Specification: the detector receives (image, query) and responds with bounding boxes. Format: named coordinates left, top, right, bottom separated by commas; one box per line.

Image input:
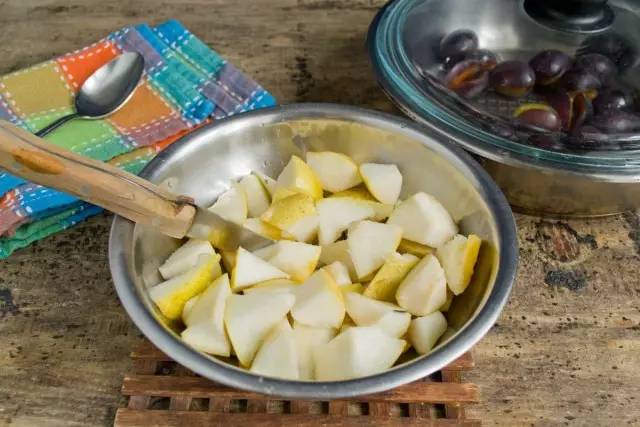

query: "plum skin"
left=489, top=60, right=536, bottom=97
left=529, top=50, right=571, bottom=85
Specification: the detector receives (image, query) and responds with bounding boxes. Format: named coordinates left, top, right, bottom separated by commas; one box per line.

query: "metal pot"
left=367, top=0, right=640, bottom=216
left=109, top=104, right=518, bottom=398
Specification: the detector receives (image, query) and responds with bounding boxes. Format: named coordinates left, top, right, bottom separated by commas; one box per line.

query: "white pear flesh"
left=319, top=240, right=358, bottom=282
left=231, top=248, right=290, bottom=291
left=347, top=220, right=403, bottom=280
left=344, top=291, right=400, bottom=325
left=317, top=198, right=374, bottom=246
left=371, top=310, right=411, bottom=338
left=409, top=311, right=448, bottom=354
left=252, top=171, right=277, bottom=198
left=267, top=241, right=321, bottom=282
left=313, top=326, right=405, bottom=381
left=238, top=174, right=271, bottom=218
left=395, top=254, right=447, bottom=316
left=159, top=239, right=216, bottom=280
left=387, top=192, right=457, bottom=248
left=275, top=155, right=323, bottom=199
left=293, top=322, right=337, bottom=380
left=250, top=320, right=299, bottom=380
left=251, top=243, right=279, bottom=261
left=207, top=184, right=248, bottom=225
left=359, top=163, right=402, bottom=205
left=183, top=274, right=232, bottom=328
left=436, top=234, right=482, bottom=295
left=291, top=270, right=345, bottom=328
left=224, top=292, right=295, bottom=366
left=322, top=261, right=352, bottom=286
left=181, top=322, right=231, bottom=357
left=306, top=151, right=362, bottom=193
left=149, top=254, right=220, bottom=321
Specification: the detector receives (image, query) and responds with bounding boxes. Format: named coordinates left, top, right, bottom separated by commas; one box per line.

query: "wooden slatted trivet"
left=114, top=339, right=480, bottom=426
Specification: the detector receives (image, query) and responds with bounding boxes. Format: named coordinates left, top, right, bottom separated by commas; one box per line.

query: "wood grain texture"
left=0, top=121, right=196, bottom=239
left=113, top=409, right=483, bottom=427
left=0, top=1, right=639, bottom=426
left=121, top=375, right=480, bottom=404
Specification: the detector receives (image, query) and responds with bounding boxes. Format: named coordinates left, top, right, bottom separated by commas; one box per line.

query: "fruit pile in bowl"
left=148, top=152, right=481, bottom=381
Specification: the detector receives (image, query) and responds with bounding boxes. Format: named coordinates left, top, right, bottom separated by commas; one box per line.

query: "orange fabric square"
left=56, top=40, right=120, bottom=90
left=108, top=83, right=176, bottom=131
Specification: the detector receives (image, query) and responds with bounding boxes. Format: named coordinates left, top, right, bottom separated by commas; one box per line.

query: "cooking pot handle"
left=0, top=120, right=196, bottom=239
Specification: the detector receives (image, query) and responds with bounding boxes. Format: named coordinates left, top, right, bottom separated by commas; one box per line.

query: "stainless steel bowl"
left=109, top=103, right=518, bottom=398
left=368, top=0, right=640, bottom=216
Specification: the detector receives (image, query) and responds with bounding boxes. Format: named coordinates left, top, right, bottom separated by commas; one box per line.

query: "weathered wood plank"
left=114, top=409, right=482, bottom=427
left=122, top=375, right=479, bottom=404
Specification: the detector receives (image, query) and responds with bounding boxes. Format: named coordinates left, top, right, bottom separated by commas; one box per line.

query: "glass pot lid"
left=368, top=0, right=640, bottom=172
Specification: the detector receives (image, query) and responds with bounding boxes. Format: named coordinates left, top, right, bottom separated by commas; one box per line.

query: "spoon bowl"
left=36, top=52, right=145, bottom=137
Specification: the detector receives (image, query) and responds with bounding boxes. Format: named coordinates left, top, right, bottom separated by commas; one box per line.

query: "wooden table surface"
left=0, top=1, right=639, bottom=426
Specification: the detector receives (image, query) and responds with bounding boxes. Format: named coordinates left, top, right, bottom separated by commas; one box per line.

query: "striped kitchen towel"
left=0, top=20, right=276, bottom=258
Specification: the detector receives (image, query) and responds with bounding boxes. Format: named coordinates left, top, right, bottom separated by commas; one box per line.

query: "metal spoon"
left=35, top=52, right=145, bottom=138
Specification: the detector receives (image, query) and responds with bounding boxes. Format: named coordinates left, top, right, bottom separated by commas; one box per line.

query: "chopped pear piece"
left=319, top=240, right=358, bottom=282
left=275, top=155, right=323, bottom=199
left=387, top=193, right=457, bottom=248
left=272, top=188, right=301, bottom=203
left=440, top=289, right=454, bottom=312
left=363, top=252, right=419, bottom=302
left=397, top=239, right=435, bottom=258
left=149, top=254, right=219, bottom=320
left=261, top=192, right=319, bottom=243
left=182, top=295, right=200, bottom=325
left=322, top=261, right=352, bottom=286
left=317, top=198, right=375, bottom=246
left=395, top=254, right=447, bottom=316
left=344, top=291, right=404, bottom=326
left=371, top=310, right=411, bottom=338
left=347, top=221, right=403, bottom=280
left=339, top=317, right=356, bottom=333
left=313, top=326, right=405, bottom=381
left=183, top=274, right=232, bottom=328
left=409, top=311, right=448, bottom=354
left=291, top=270, right=345, bottom=328
left=231, top=248, right=290, bottom=291
left=181, top=275, right=231, bottom=357
left=159, top=239, right=216, bottom=280
left=340, top=283, right=365, bottom=295
left=436, top=234, right=481, bottom=295
left=181, top=322, right=231, bottom=357
left=220, top=250, right=236, bottom=272
left=286, top=215, right=319, bottom=243
left=267, top=241, right=321, bottom=281
left=251, top=243, right=279, bottom=261
left=306, top=152, right=362, bottom=193
left=359, top=163, right=402, bottom=205
left=293, top=322, right=337, bottom=380
left=252, top=171, right=277, bottom=198
left=243, top=218, right=285, bottom=241
left=224, top=292, right=295, bottom=366
left=439, top=327, right=458, bottom=344
left=331, top=185, right=393, bottom=221
left=239, top=174, right=271, bottom=218
left=207, top=184, right=248, bottom=225
left=250, top=320, right=299, bottom=380
left=243, top=279, right=298, bottom=295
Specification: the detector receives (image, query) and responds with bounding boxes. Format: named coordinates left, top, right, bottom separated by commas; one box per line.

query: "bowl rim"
left=109, top=102, right=518, bottom=398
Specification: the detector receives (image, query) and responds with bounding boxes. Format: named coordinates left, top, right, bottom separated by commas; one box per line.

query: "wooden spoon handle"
left=0, top=120, right=196, bottom=238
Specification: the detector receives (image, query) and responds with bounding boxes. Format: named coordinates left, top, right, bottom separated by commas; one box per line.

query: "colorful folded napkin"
left=0, top=20, right=276, bottom=258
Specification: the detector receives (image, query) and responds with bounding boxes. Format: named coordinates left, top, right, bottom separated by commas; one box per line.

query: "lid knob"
left=524, top=0, right=614, bottom=33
